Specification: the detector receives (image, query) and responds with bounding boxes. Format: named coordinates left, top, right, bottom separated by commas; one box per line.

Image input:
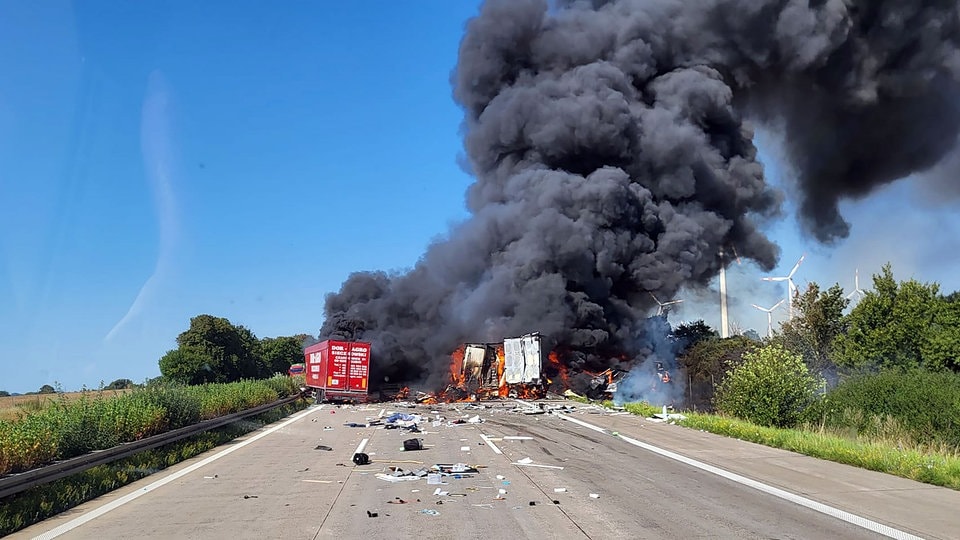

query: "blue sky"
left=1, top=1, right=958, bottom=393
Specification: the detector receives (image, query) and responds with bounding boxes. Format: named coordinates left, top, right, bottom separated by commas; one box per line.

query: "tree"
left=714, top=344, right=823, bottom=428
left=679, top=335, right=757, bottom=410
left=920, top=300, right=960, bottom=372
left=173, top=315, right=265, bottom=382
left=38, top=384, right=55, bottom=394
left=105, top=378, right=134, bottom=390
left=260, top=336, right=305, bottom=375
left=672, top=320, right=717, bottom=354
left=835, top=264, right=939, bottom=371
left=776, top=282, right=849, bottom=372
left=159, top=346, right=216, bottom=385
left=0, top=390, right=9, bottom=397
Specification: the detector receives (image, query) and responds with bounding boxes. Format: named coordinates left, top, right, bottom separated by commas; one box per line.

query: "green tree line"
left=158, top=314, right=314, bottom=385
left=675, top=262, right=960, bottom=412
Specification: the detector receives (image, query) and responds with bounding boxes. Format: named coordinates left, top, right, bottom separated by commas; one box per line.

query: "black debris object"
left=353, top=452, right=370, bottom=465
left=529, top=501, right=537, bottom=506
left=403, top=438, right=423, bottom=451
left=315, top=445, right=333, bottom=451
left=367, top=510, right=378, bottom=518
left=244, top=495, right=258, bottom=499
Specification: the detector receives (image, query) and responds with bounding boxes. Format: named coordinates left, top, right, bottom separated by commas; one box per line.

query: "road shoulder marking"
left=555, top=413, right=922, bottom=540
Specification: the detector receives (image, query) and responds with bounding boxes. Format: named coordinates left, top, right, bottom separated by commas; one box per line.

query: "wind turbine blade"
left=787, top=254, right=806, bottom=278
left=772, top=299, right=785, bottom=310
left=751, top=304, right=765, bottom=311
left=762, top=277, right=788, bottom=282
left=649, top=292, right=661, bottom=305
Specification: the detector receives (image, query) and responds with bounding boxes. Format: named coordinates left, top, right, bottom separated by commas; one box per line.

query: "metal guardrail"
left=0, top=394, right=302, bottom=500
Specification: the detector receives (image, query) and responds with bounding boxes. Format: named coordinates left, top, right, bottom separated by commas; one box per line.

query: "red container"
left=303, top=340, right=371, bottom=402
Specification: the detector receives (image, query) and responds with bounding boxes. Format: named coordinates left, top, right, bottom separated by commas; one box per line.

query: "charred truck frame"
left=460, top=332, right=546, bottom=399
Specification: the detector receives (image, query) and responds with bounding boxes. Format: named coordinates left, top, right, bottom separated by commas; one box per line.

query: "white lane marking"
left=480, top=434, right=503, bottom=455
left=33, top=405, right=326, bottom=540
left=354, top=438, right=369, bottom=455
left=512, top=462, right=564, bottom=470
left=555, top=413, right=923, bottom=540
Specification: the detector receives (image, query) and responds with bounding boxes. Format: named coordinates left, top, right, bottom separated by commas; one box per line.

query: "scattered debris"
left=589, top=493, right=600, bottom=499
left=353, top=453, right=370, bottom=465
left=314, top=445, right=333, bottom=451
left=367, top=510, right=378, bottom=518
left=403, top=438, right=424, bottom=451
left=503, top=436, right=534, bottom=441
left=243, top=495, right=258, bottom=499
left=420, top=509, right=440, bottom=516
left=203, top=475, right=218, bottom=479
left=553, top=488, right=567, bottom=493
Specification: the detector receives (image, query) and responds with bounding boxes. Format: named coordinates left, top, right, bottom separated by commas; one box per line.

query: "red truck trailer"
left=303, top=340, right=371, bottom=403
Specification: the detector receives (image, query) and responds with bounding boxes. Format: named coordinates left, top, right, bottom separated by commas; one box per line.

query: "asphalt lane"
left=11, top=401, right=957, bottom=539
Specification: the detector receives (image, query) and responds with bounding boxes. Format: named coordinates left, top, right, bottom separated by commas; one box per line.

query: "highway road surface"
left=11, top=400, right=960, bottom=539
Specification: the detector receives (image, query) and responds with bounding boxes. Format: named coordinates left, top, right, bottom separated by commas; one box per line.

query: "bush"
left=714, top=344, right=823, bottom=428
left=807, top=369, right=960, bottom=448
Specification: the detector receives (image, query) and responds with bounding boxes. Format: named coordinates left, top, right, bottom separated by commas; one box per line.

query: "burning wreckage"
left=388, top=332, right=675, bottom=405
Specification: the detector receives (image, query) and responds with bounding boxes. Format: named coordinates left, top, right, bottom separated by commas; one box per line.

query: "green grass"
left=617, top=407, right=960, bottom=490
left=0, top=375, right=300, bottom=475
left=0, top=401, right=307, bottom=537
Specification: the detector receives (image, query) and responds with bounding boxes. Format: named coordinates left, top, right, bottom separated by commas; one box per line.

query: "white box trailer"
left=503, top=332, right=543, bottom=385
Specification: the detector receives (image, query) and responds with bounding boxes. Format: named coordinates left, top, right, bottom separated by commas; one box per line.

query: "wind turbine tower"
left=762, top=254, right=805, bottom=320
left=846, top=268, right=866, bottom=303
left=650, top=292, right=683, bottom=316
left=718, top=247, right=741, bottom=338
left=752, top=299, right=785, bottom=338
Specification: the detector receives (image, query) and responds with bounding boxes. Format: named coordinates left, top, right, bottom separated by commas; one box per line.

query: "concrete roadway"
left=11, top=401, right=960, bottom=539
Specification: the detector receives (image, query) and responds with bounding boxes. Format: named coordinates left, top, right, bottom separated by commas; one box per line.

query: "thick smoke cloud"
left=321, top=0, right=960, bottom=389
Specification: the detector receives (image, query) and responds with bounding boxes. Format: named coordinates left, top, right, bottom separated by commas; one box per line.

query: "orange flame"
left=548, top=351, right=570, bottom=388
left=496, top=344, right=508, bottom=398
left=450, top=345, right=466, bottom=388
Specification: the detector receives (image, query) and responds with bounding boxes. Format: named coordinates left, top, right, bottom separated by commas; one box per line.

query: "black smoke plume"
left=321, top=0, right=960, bottom=390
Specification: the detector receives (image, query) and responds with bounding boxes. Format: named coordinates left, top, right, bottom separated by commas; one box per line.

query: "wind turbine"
left=762, top=254, right=805, bottom=320
left=650, top=292, right=683, bottom=316
left=752, top=299, right=785, bottom=338
left=846, top=268, right=866, bottom=303
left=718, top=246, right=741, bottom=338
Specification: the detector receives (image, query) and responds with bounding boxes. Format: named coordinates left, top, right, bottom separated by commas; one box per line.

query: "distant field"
left=0, top=390, right=132, bottom=422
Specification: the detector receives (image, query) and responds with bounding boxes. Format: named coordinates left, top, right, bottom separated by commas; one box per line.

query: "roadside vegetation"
left=615, top=263, right=960, bottom=490
left=0, top=401, right=306, bottom=537
left=0, top=375, right=301, bottom=476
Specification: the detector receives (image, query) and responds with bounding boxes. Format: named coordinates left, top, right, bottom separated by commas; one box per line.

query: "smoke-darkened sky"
left=321, top=0, right=960, bottom=388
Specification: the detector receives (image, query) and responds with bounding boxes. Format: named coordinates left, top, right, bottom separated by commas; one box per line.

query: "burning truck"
left=460, top=332, right=546, bottom=399
left=413, top=332, right=554, bottom=403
